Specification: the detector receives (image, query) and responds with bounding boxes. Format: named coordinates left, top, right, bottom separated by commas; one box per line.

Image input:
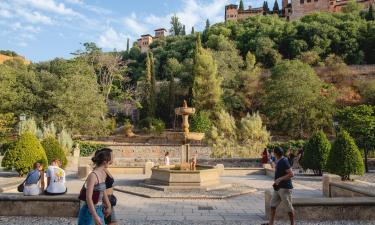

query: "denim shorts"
left=78, top=203, right=105, bottom=225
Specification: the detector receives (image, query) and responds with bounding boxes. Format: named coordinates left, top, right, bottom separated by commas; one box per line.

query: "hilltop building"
left=225, top=0, right=373, bottom=21
left=137, top=28, right=167, bottom=53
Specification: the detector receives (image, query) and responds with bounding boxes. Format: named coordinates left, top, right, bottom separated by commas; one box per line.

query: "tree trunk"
left=364, top=148, right=369, bottom=173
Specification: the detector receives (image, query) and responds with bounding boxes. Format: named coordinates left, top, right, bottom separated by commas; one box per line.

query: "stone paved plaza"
left=2, top=172, right=374, bottom=224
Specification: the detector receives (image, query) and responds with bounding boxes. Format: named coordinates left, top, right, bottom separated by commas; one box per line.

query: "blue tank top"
left=25, top=170, right=40, bottom=185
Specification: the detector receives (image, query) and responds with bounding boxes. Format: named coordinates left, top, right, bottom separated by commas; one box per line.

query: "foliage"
left=76, top=141, right=105, bottom=157
left=139, top=117, right=166, bottom=135
left=0, top=113, right=16, bottom=144
left=192, top=34, right=222, bottom=114
left=336, top=105, right=375, bottom=172
left=300, top=131, right=331, bottom=175
left=19, top=117, right=38, bottom=136
left=0, top=142, right=14, bottom=156
left=1, top=132, right=48, bottom=176
left=358, top=80, right=375, bottom=105
left=42, top=122, right=57, bottom=139
left=237, top=112, right=271, bottom=156
left=0, top=50, right=18, bottom=56
left=41, top=136, right=67, bottom=168
left=263, top=60, right=336, bottom=138
left=57, top=128, right=73, bottom=154
left=170, top=15, right=184, bottom=36
left=326, top=130, right=365, bottom=180
left=267, top=140, right=306, bottom=155
left=142, top=51, right=156, bottom=118
left=190, top=111, right=212, bottom=133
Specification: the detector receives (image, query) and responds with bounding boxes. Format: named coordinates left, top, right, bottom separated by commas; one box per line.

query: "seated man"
left=45, top=159, right=67, bottom=195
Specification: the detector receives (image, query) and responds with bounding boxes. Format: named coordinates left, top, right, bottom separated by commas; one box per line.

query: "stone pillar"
left=181, top=144, right=190, bottom=163
left=322, top=174, right=341, bottom=197
left=78, top=166, right=90, bottom=179
left=216, top=164, right=225, bottom=176
left=145, top=161, right=154, bottom=177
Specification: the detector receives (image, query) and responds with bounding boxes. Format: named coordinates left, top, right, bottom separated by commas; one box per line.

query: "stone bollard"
left=144, top=161, right=154, bottom=177
left=322, top=174, right=341, bottom=197
left=215, top=164, right=225, bottom=176
left=78, top=166, right=90, bottom=180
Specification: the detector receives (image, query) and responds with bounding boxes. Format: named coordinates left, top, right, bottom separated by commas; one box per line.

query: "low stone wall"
left=222, top=168, right=265, bottom=176
left=322, top=174, right=375, bottom=197
left=0, top=194, right=80, bottom=217
left=265, top=190, right=375, bottom=220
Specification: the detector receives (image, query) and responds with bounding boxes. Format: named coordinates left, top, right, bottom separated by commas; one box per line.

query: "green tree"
left=192, top=34, right=222, bottom=115
left=336, top=105, right=375, bottom=172
left=143, top=51, right=156, bottom=118
left=301, top=131, right=331, bottom=175
left=366, top=4, right=374, bottom=21
left=342, top=0, right=363, bottom=14
left=327, top=130, right=365, bottom=180
left=181, top=25, right=186, bottom=36
left=1, top=132, right=48, bottom=176
left=191, top=111, right=212, bottom=133
left=41, top=136, right=68, bottom=168
left=263, top=1, right=270, bottom=15
left=239, top=0, right=245, bottom=10
left=273, top=0, right=280, bottom=14
left=263, top=60, right=335, bottom=138
left=164, top=58, right=182, bottom=124
left=358, top=80, right=375, bottom=105
left=170, top=15, right=183, bottom=36
left=0, top=113, right=16, bottom=144
left=191, top=27, right=195, bottom=35
left=126, top=38, right=130, bottom=53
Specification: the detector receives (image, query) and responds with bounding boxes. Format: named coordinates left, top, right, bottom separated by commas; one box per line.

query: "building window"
left=300, top=0, right=304, bottom=3
left=314, top=0, right=318, bottom=1
left=307, top=0, right=311, bottom=2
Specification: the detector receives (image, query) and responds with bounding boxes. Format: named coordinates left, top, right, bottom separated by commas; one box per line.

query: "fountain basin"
left=147, top=165, right=220, bottom=186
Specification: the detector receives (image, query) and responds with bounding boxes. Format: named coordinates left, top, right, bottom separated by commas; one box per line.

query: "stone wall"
left=290, top=0, right=330, bottom=21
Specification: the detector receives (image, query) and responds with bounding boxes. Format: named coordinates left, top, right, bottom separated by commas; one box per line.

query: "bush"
left=267, top=140, right=305, bottom=155
left=191, top=111, right=212, bottom=133
left=57, top=128, right=73, bottom=154
left=326, top=130, right=365, bottom=180
left=139, top=117, right=165, bottom=135
left=0, top=142, right=15, bottom=156
left=76, top=141, right=105, bottom=157
left=1, top=132, right=48, bottom=176
left=300, top=131, right=331, bottom=175
left=41, top=136, right=68, bottom=168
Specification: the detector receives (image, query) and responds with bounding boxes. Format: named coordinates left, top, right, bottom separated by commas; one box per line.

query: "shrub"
left=191, top=111, right=212, bottom=133
left=237, top=112, right=270, bottom=156
left=57, top=128, right=73, bottom=154
left=326, top=130, right=365, bottom=180
left=0, top=142, right=15, bottom=156
left=139, top=117, right=165, bottom=135
left=76, top=141, right=105, bottom=157
left=41, top=136, right=67, bottom=168
left=1, top=132, right=48, bottom=176
left=19, top=117, right=38, bottom=135
left=300, top=131, right=331, bottom=175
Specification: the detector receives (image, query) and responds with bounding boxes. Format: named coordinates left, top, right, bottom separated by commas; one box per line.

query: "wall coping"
left=330, top=181, right=375, bottom=197
left=0, top=193, right=79, bottom=202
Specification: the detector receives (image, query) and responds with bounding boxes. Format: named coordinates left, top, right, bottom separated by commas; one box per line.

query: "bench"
left=0, top=194, right=80, bottom=217
left=265, top=190, right=375, bottom=220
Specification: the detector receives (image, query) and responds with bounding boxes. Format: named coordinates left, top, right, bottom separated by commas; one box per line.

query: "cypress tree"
left=367, top=4, right=374, bottom=21
left=205, top=19, right=210, bottom=31
left=239, top=0, right=245, bottom=11
left=181, top=25, right=186, bottom=35
left=263, top=1, right=270, bottom=15
left=126, top=38, right=130, bottom=53
left=273, top=0, right=280, bottom=14
left=145, top=51, right=156, bottom=118
left=192, top=33, right=222, bottom=114
left=191, top=26, right=195, bottom=35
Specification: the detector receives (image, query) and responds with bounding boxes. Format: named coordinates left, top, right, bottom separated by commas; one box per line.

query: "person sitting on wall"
left=45, top=159, right=67, bottom=195
left=23, top=162, right=45, bottom=196
left=190, top=151, right=197, bottom=171
left=164, top=152, right=170, bottom=166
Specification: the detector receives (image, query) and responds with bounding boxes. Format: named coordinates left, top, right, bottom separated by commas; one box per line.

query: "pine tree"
left=126, top=38, right=130, bottom=53
left=191, top=26, right=195, bottom=35
left=181, top=25, right=186, bottom=35
left=192, top=33, right=222, bottom=114
left=239, top=0, right=245, bottom=11
left=273, top=0, right=280, bottom=14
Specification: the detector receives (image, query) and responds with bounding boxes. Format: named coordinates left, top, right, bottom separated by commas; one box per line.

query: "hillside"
left=0, top=54, right=31, bottom=65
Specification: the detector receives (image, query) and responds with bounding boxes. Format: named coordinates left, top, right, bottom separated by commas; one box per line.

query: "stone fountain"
left=146, top=100, right=221, bottom=189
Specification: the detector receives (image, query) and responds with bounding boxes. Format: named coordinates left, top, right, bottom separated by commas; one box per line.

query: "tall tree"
left=170, top=15, right=183, bottom=36
left=181, top=25, right=186, bottom=35
left=192, top=34, right=222, bottom=114
left=191, top=26, right=195, bottom=35
left=164, top=58, right=182, bottom=125
left=273, top=0, right=280, bottom=14
left=263, top=1, right=270, bottom=15
left=144, top=51, right=156, bottom=118
left=366, top=4, right=374, bottom=21
left=239, top=0, right=245, bottom=10
left=126, top=38, right=130, bottom=53
left=205, top=19, right=210, bottom=31
left=263, top=60, right=336, bottom=138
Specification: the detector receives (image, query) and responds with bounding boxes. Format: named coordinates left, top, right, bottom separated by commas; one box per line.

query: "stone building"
left=225, top=0, right=373, bottom=22
left=137, top=28, right=167, bottom=53
left=225, top=4, right=263, bottom=21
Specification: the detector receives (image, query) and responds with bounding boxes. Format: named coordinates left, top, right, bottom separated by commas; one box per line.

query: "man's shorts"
left=270, top=188, right=294, bottom=212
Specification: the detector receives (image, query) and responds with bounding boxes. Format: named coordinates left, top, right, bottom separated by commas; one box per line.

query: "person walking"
left=101, top=149, right=118, bottom=225
left=78, top=149, right=112, bottom=225
left=23, top=162, right=45, bottom=196
left=266, top=146, right=295, bottom=225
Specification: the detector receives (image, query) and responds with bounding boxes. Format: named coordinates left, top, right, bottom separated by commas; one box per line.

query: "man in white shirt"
left=45, top=159, right=67, bottom=195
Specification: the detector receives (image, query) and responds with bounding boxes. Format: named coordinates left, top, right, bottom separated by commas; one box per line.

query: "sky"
left=0, top=0, right=273, bottom=62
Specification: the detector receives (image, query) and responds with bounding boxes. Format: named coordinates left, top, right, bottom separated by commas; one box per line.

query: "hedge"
left=41, top=136, right=68, bottom=168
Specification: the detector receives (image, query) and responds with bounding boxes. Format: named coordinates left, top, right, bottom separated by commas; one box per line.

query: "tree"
left=273, top=0, right=280, bottom=14
left=192, top=34, right=222, bottom=114
left=342, top=0, right=363, bottom=14
left=191, top=27, right=195, bottom=35
left=170, top=15, right=183, bottom=36
left=126, top=38, right=130, bottom=53
left=326, top=130, right=365, bottom=180
left=239, top=0, right=245, bottom=10
left=1, top=132, right=48, bottom=176
left=205, top=19, right=210, bottom=31
left=237, top=112, right=271, bottom=156
left=300, top=131, right=331, bottom=175
left=263, top=60, right=336, bottom=138
left=366, top=4, right=374, bottom=21
left=336, top=105, right=375, bottom=172
left=41, top=136, right=67, bottom=168
left=181, top=25, right=186, bottom=35
left=0, top=113, right=16, bottom=144
left=164, top=58, right=182, bottom=124
left=143, top=51, right=156, bottom=118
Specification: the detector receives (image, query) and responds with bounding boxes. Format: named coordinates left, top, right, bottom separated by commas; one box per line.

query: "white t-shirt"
left=165, top=156, right=170, bottom=166
left=46, top=166, right=66, bottom=193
